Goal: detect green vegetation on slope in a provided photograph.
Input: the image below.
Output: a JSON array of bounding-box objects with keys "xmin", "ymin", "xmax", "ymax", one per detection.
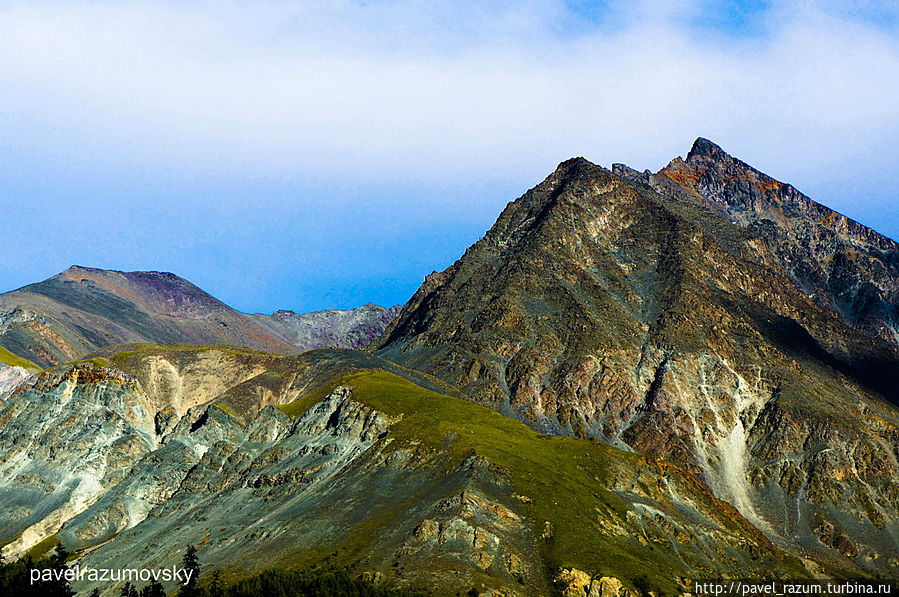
[
  {"xmin": 343, "ymin": 372, "xmax": 661, "ymax": 590},
  {"xmin": 68, "ymin": 356, "xmax": 112, "ymax": 369},
  {"xmin": 275, "ymin": 385, "xmax": 333, "ymax": 419},
  {"xmin": 0, "ymin": 345, "xmax": 39, "ymax": 370},
  {"xmin": 108, "ymin": 342, "xmax": 281, "ymax": 366},
  {"xmin": 278, "ymin": 370, "xmax": 795, "ymax": 594},
  {"xmin": 24, "ymin": 536, "xmax": 60, "ymax": 561},
  {"xmin": 214, "ymin": 568, "xmax": 426, "ymax": 597}
]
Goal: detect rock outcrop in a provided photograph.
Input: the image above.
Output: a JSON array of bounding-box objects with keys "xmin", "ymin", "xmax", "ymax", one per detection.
[
  {"xmin": 0, "ymin": 363, "xmax": 29, "ymax": 396},
  {"xmin": 555, "ymin": 569, "xmax": 637, "ymax": 597}
]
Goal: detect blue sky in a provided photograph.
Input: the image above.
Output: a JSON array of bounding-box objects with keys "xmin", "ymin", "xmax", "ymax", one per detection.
[{"xmin": 1, "ymin": 1, "xmax": 898, "ymax": 313}]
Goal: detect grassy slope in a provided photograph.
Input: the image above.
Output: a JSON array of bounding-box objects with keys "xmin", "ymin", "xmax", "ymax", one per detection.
[
  {"xmin": 106, "ymin": 342, "xmax": 280, "ymax": 363},
  {"xmin": 0, "ymin": 345, "xmax": 39, "ymax": 370},
  {"xmin": 277, "ymin": 370, "xmax": 800, "ymax": 593}
]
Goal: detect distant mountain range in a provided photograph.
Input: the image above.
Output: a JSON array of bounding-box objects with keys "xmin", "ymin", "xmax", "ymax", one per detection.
[
  {"xmin": 1, "ymin": 139, "xmax": 897, "ymax": 595},
  {"xmin": 0, "ymin": 266, "xmax": 399, "ymax": 368},
  {"xmin": 247, "ymin": 304, "xmax": 402, "ymax": 353}
]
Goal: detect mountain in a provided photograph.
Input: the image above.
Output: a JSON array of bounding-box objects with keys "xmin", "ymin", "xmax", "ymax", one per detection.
[
  {"xmin": 0, "ymin": 266, "xmax": 296, "ymax": 366},
  {"xmin": 0, "ymin": 344, "xmax": 39, "ymax": 370},
  {"xmin": 374, "ymin": 142, "xmax": 899, "ymax": 576},
  {"xmin": 0, "ymin": 266, "xmax": 399, "ymax": 367},
  {"xmin": 0, "ymin": 347, "xmax": 806, "ymax": 595},
  {"xmin": 248, "ymin": 304, "xmax": 402, "ymax": 351}
]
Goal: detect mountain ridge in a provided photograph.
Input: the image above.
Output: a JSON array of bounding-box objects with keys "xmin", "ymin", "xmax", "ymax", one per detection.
[
  {"xmin": 248, "ymin": 303, "xmax": 402, "ymax": 352},
  {"xmin": 0, "ymin": 266, "xmax": 400, "ymax": 368}
]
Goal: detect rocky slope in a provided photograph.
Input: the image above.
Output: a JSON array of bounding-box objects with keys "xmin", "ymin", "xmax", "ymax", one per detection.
[
  {"xmin": 0, "ymin": 363, "xmax": 30, "ymax": 395},
  {"xmin": 0, "ymin": 348, "xmax": 813, "ymax": 595},
  {"xmin": 0, "ymin": 266, "xmax": 398, "ymax": 367},
  {"xmin": 614, "ymin": 138, "xmax": 899, "ymax": 348},
  {"xmin": 248, "ymin": 304, "xmax": 401, "ymax": 351},
  {"xmin": 374, "ymin": 145, "xmax": 899, "ymax": 578}
]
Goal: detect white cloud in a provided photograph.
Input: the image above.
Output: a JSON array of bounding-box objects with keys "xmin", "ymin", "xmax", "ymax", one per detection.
[{"xmin": 0, "ymin": 0, "xmax": 897, "ymax": 190}]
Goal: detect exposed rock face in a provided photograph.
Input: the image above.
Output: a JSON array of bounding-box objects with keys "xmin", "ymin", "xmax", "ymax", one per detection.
[
  {"xmin": 0, "ymin": 266, "xmax": 399, "ymax": 367},
  {"xmin": 248, "ymin": 303, "xmax": 401, "ymax": 351},
  {"xmin": 555, "ymin": 569, "xmax": 636, "ymax": 597},
  {"xmin": 374, "ymin": 147, "xmax": 899, "ymax": 575},
  {"xmin": 652, "ymin": 138, "xmax": 899, "ymax": 348},
  {"xmin": 0, "ymin": 365, "xmax": 158, "ymax": 557},
  {"xmin": 0, "ymin": 363, "xmax": 30, "ymax": 396}
]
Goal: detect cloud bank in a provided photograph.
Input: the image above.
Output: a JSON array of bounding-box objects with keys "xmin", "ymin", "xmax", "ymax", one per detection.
[
  {"xmin": 0, "ymin": 1, "xmax": 897, "ymax": 312},
  {"xmin": 1, "ymin": 1, "xmax": 897, "ymax": 185}
]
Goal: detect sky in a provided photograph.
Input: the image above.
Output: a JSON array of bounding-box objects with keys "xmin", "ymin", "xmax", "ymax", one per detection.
[{"xmin": 1, "ymin": 0, "xmax": 898, "ymax": 313}]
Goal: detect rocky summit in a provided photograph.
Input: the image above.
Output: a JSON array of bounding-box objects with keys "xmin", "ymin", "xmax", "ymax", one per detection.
[
  {"xmin": 0, "ymin": 139, "xmax": 897, "ymax": 595},
  {"xmin": 616, "ymin": 138, "xmax": 899, "ymax": 348}
]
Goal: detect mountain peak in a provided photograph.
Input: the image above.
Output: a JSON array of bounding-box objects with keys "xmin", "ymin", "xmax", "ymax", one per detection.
[
  {"xmin": 653, "ymin": 136, "xmax": 899, "ymax": 348},
  {"xmin": 60, "ymin": 265, "xmax": 182, "ymax": 281},
  {"xmin": 64, "ymin": 264, "xmax": 104, "ymax": 275},
  {"xmin": 554, "ymin": 156, "xmax": 598, "ymax": 176},
  {"xmin": 374, "ymin": 142, "xmax": 899, "ymax": 579},
  {"xmin": 686, "ymin": 137, "xmax": 728, "ymax": 163},
  {"xmin": 0, "ymin": 266, "xmax": 301, "ymax": 365}
]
